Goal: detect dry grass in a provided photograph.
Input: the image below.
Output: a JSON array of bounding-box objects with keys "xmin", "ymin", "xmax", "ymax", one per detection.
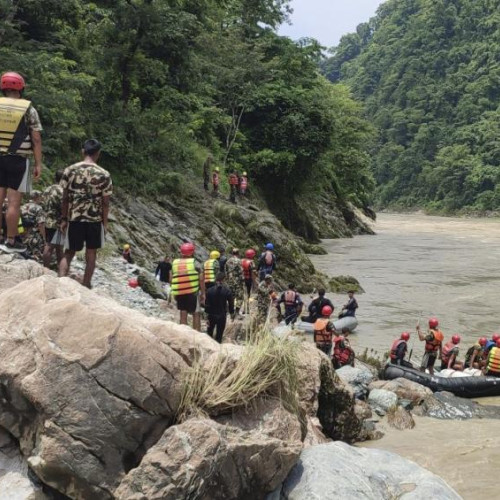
[{"xmin": 177, "ymin": 311, "xmax": 300, "ymax": 422}]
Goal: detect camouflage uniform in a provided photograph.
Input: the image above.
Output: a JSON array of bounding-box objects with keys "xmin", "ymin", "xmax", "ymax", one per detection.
[
  {"xmin": 257, "ymin": 280, "xmax": 275, "ymax": 324},
  {"xmin": 20, "ymin": 202, "xmax": 45, "ymax": 262},
  {"xmin": 225, "ymin": 255, "xmax": 244, "ymax": 307},
  {"xmin": 42, "ymin": 184, "xmax": 63, "ymax": 229},
  {"xmin": 60, "ymin": 162, "xmax": 113, "ymax": 222}
]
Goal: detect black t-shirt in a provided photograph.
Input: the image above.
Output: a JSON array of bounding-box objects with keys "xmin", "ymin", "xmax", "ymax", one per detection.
[
  {"xmin": 205, "ymin": 283, "xmax": 234, "ymax": 316},
  {"xmin": 155, "ymin": 261, "xmax": 172, "ymax": 283}
]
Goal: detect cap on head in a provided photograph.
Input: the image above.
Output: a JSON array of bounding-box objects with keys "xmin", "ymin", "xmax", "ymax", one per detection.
[
  {"xmin": 451, "ymin": 334, "xmax": 461, "ymax": 344},
  {"xmin": 428, "ymin": 318, "xmax": 439, "ymax": 329},
  {"xmin": 1, "ymin": 72, "xmax": 25, "ymax": 91},
  {"xmin": 265, "ymin": 243, "xmax": 274, "ymax": 250},
  {"xmin": 83, "ymin": 138, "xmax": 102, "ymax": 156},
  {"xmin": 180, "ymin": 242, "xmax": 195, "ymax": 257},
  {"xmin": 401, "ymin": 332, "xmax": 410, "ymax": 341},
  {"xmin": 321, "ymin": 305, "xmax": 333, "ymax": 317},
  {"xmin": 479, "ymin": 336, "xmax": 488, "ymax": 346},
  {"xmin": 210, "ymin": 250, "xmax": 220, "ymax": 260}
]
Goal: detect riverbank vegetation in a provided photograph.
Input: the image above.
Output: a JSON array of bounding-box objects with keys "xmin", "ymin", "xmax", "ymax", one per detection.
[{"xmin": 323, "ymin": 0, "xmax": 500, "ymax": 214}]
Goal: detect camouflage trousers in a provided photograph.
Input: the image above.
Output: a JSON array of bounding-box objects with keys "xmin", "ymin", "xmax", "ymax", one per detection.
[{"xmin": 24, "ymin": 230, "xmax": 44, "ymax": 263}]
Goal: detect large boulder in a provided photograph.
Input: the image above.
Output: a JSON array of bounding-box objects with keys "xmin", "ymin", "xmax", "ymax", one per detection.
[
  {"xmin": 115, "ymin": 418, "xmax": 301, "ymax": 500},
  {"xmin": 368, "ymin": 388, "xmax": 398, "ymax": 415},
  {"xmin": 0, "ymin": 254, "xmax": 47, "ymax": 292},
  {"xmin": 279, "ymin": 442, "xmax": 461, "ymax": 499},
  {"xmin": 0, "ymin": 274, "xmax": 190, "ymax": 498},
  {"xmin": 369, "ymin": 378, "xmax": 432, "ymax": 406},
  {"xmin": 336, "ymin": 364, "xmax": 374, "ymax": 398}
]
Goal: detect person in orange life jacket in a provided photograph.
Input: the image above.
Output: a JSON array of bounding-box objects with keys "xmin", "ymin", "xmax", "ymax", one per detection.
[
  {"xmin": 483, "ymin": 338, "xmax": 500, "ymax": 377},
  {"xmin": 314, "ymin": 305, "xmax": 336, "ymax": 356},
  {"xmin": 171, "ymin": 242, "xmax": 205, "ymax": 331},
  {"xmin": 277, "ymin": 283, "xmax": 303, "ymax": 325},
  {"xmin": 205, "ymin": 272, "xmax": 235, "ymax": 343},
  {"xmin": 464, "ymin": 336, "xmax": 488, "ymax": 369},
  {"xmin": 228, "ymin": 170, "xmax": 238, "ymax": 203},
  {"xmin": 332, "ymin": 328, "xmax": 355, "ymax": 370},
  {"xmin": 258, "ymin": 242, "xmax": 276, "ymax": 281},
  {"xmin": 417, "ymin": 317, "xmax": 444, "ymax": 375},
  {"xmin": 239, "ymin": 171, "xmax": 248, "ymax": 195},
  {"xmin": 242, "ymin": 248, "xmax": 257, "ymax": 296},
  {"xmin": 212, "ymin": 166, "xmax": 220, "ymax": 194},
  {"xmin": 441, "ymin": 335, "xmax": 463, "ymax": 370},
  {"xmin": 0, "ymin": 72, "xmax": 43, "ymax": 253},
  {"xmin": 390, "ymin": 332, "xmax": 413, "ymax": 367},
  {"xmin": 338, "ymin": 291, "xmax": 358, "ymax": 318},
  {"xmin": 303, "ymin": 288, "xmax": 334, "ymax": 323}
]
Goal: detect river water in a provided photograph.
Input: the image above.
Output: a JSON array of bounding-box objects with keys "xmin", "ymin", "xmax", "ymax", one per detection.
[{"xmin": 311, "ymin": 213, "xmax": 500, "ymax": 499}]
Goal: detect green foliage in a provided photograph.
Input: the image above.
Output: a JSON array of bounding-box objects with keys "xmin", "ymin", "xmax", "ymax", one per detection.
[{"xmin": 324, "ymin": 0, "xmax": 500, "ymax": 212}]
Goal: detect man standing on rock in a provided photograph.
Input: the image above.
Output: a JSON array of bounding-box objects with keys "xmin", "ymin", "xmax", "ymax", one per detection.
[
  {"xmin": 58, "ymin": 139, "xmax": 112, "ymax": 289},
  {"xmin": 42, "ymin": 169, "xmax": 64, "ymax": 268},
  {"xmin": 225, "ymin": 248, "xmax": 244, "ymax": 315},
  {"xmin": 0, "ymin": 72, "xmax": 43, "ymax": 253},
  {"xmin": 205, "ymin": 272, "xmax": 234, "ymax": 343}
]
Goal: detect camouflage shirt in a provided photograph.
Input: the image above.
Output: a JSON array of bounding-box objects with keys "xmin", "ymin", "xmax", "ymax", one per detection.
[
  {"xmin": 61, "ymin": 162, "xmax": 113, "ymax": 222},
  {"xmin": 225, "ymin": 255, "xmax": 244, "ymax": 301},
  {"xmin": 20, "ymin": 202, "xmax": 45, "ymax": 227},
  {"xmin": 42, "ymin": 184, "xmax": 63, "ymax": 229},
  {"xmin": 27, "ymin": 105, "xmax": 43, "ymax": 132}
]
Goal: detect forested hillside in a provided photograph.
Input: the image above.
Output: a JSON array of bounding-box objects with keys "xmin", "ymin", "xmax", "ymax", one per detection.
[
  {"xmin": 0, "ymin": 0, "xmax": 374, "ymax": 233},
  {"xmin": 324, "ymin": 0, "xmax": 500, "ymax": 212}
]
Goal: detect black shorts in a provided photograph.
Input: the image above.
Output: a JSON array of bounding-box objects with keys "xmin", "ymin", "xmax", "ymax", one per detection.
[
  {"xmin": 175, "ymin": 293, "xmax": 198, "ymax": 313},
  {"xmin": 66, "ymin": 221, "xmax": 104, "ymax": 251},
  {"xmin": 0, "ymin": 154, "xmax": 30, "ymax": 192}
]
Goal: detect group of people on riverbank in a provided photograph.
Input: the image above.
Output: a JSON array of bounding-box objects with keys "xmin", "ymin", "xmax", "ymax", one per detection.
[
  {"xmin": 202, "ymin": 155, "xmax": 249, "ymax": 203},
  {"xmin": 389, "ymin": 317, "xmax": 500, "ymax": 378}
]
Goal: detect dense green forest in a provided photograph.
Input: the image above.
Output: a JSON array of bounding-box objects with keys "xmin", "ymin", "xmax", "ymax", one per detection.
[
  {"xmin": 323, "ymin": 0, "xmax": 500, "ymax": 212},
  {"xmin": 0, "ymin": 0, "xmax": 374, "ymax": 226}
]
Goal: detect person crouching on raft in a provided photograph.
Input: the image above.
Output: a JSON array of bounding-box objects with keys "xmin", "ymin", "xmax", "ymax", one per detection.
[
  {"xmin": 332, "ymin": 328, "xmax": 355, "ymax": 370},
  {"xmin": 464, "ymin": 337, "xmax": 488, "ymax": 369},
  {"xmin": 441, "ymin": 335, "xmax": 463, "ymax": 371},
  {"xmin": 390, "ymin": 332, "xmax": 413, "ymax": 367},
  {"xmin": 484, "ymin": 338, "xmax": 500, "ymax": 377},
  {"xmin": 417, "ymin": 317, "xmax": 443, "ymax": 375},
  {"xmin": 314, "ymin": 305, "xmax": 336, "ymax": 356}
]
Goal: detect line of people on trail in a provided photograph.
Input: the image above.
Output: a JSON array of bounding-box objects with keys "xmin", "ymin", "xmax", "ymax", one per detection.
[
  {"xmin": 203, "ymin": 155, "xmax": 249, "ymax": 203},
  {"xmin": 389, "ymin": 317, "xmax": 500, "ymax": 377},
  {"xmin": 0, "ymin": 72, "xmax": 112, "ymax": 290}
]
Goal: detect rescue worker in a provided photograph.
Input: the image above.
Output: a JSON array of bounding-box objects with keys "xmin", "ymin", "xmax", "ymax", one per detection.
[
  {"xmin": 417, "ymin": 317, "xmax": 444, "ymax": 375},
  {"xmin": 212, "ymin": 166, "xmax": 220, "ymax": 194},
  {"xmin": 303, "ymin": 289, "xmax": 334, "ymax": 323},
  {"xmin": 277, "ymin": 283, "xmax": 303, "ymax": 325},
  {"xmin": 484, "ymin": 338, "xmax": 500, "ymax": 377},
  {"xmin": 203, "ymin": 154, "xmax": 213, "ymax": 191},
  {"xmin": 441, "ymin": 335, "xmax": 463, "ymax": 371},
  {"xmin": 204, "ymin": 250, "xmax": 220, "ymax": 289},
  {"xmin": 485, "ymin": 333, "xmax": 500, "ymax": 353},
  {"xmin": 239, "ymin": 171, "xmax": 248, "ymax": 195},
  {"xmin": 205, "ymin": 272, "xmax": 234, "ymax": 343},
  {"xmin": 42, "ymin": 169, "xmax": 64, "ymax": 268},
  {"xmin": 390, "ymin": 332, "xmax": 413, "ymax": 367},
  {"xmin": 314, "ymin": 305, "xmax": 336, "ymax": 356},
  {"xmin": 20, "ymin": 190, "xmax": 45, "ymax": 262},
  {"xmin": 122, "ymin": 243, "xmax": 133, "ymax": 263},
  {"xmin": 464, "ymin": 337, "xmax": 488, "ymax": 369},
  {"xmin": 171, "ymin": 242, "xmax": 204, "ymax": 331},
  {"xmin": 257, "ymin": 242, "xmax": 276, "ymax": 281},
  {"xmin": 241, "ymin": 248, "xmax": 257, "ymax": 314},
  {"xmin": 338, "ymin": 290, "xmax": 358, "ymax": 318},
  {"xmin": 257, "ymin": 274, "xmax": 275, "ymax": 324},
  {"xmin": 218, "ymin": 246, "xmax": 227, "ymax": 274},
  {"xmin": 0, "ymin": 72, "xmax": 43, "ymax": 253},
  {"xmin": 332, "ymin": 328, "xmax": 355, "ymax": 369},
  {"xmin": 228, "ymin": 170, "xmax": 238, "ymax": 203},
  {"xmin": 225, "ymin": 248, "xmax": 244, "ymax": 314},
  {"xmin": 155, "ymin": 255, "xmax": 172, "ymax": 302}
]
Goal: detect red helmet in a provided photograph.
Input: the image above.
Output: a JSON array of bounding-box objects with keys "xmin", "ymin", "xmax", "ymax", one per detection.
[
  {"xmin": 322, "ymin": 305, "xmax": 333, "ymax": 317},
  {"xmin": 497, "ymin": 339, "xmax": 500, "ymax": 348},
  {"xmin": 479, "ymin": 337, "xmax": 488, "ymax": 346},
  {"xmin": 1, "ymin": 72, "xmax": 25, "ymax": 91},
  {"xmin": 245, "ymin": 249, "xmax": 256, "ymax": 259},
  {"xmin": 428, "ymin": 318, "xmax": 439, "ymax": 329},
  {"xmin": 180, "ymin": 242, "xmax": 195, "ymax": 257},
  {"xmin": 492, "ymin": 333, "xmax": 500, "ymax": 342},
  {"xmin": 451, "ymin": 334, "xmax": 461, "ymax": 344},
  {"xmin": 401, "ymin": 332, "xmax": 410, "ymax": 341}
]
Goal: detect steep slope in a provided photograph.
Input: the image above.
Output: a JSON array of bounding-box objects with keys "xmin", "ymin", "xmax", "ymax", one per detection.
[{"xmin": 324, "ymin": 0, "xmax": 500, "ymax": 212}]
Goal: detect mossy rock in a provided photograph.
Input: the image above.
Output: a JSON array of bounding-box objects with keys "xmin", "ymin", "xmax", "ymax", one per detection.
[
  {"xmin": 301, "ymin": 242, "xmax": 328, "ymax": 255},
  {"xmin": 138, "ymin": 273, "xmax": 166, "ymax": 300},
  {"xmin": 328, "ymin": 275, "xmax": 364, "ymax": 294}
]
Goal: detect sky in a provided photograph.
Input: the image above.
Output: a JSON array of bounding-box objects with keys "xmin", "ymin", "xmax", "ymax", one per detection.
[{"xmin": 278, "ymin": 0, "xmax": 386, "ymax": 48}]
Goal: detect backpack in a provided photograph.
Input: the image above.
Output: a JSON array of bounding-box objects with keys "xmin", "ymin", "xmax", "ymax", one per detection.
[{"xmin": 265, "ymin": 251, "xmax": 274, "ymax": 266}]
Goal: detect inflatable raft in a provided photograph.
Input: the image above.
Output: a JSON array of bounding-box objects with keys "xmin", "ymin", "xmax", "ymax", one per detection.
[
  {"xmin": 275, "ymin": 316, "xmax": 358, "ymax": 335},
  {"xmin": 384, "ymin": 364, "xmax": 500, "ymax": 398}
]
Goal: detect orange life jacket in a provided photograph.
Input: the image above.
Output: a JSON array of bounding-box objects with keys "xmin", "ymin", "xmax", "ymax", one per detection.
[
  {"xmin": 333, "ymin": 336, "xmax": 354, "ymax": 366},
  {"xmin": 425, "ymin": 329, "xmax": 444, "ymax": 353},
  {"xmin": 314, "ymin": 318, "xmax": 333, "ymax": 345},
  {"xmin": 212, "ymin": 172, "xmax": 219, "ymax": 186},
  {"xmin": 240, "ymin": 176, "xmax": 248, "ymax": 189},
  {"xmin": 242, "ymin": 258, "xmax": 253, "ymax": 279},
  {"xmin": 441, "ymin": 341, "xmax": 459, "ymax": 364},
  {"xmin": 390, "ymin": 339, "xmax": 407, "ymax": 361},
  {"xmin": 229, "ymin": 174, "xmax": 239, "ymax": 186}
]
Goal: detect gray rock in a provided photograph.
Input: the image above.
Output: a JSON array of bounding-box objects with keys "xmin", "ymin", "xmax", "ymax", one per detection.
[
  {"xmin": 368, "ymin": 388, "xmax": 398, "ymax": 415},
  {"xmin": 281, "ymin": 442, "xmax": 461, "ymax": 499},
  {"xmin": 336, "ymin": 365, "xmax": 375, "ymax": 397},
  {"xmin": 413, "ymin": 391, "xmax": 500, "ymax": 420},
  {"xmin": 369, "ymin": 377, "xmax": 432, "ymax": 406},
  {"xmin": 387, "ymin": 407, "xmax": 416, "ymax": 430}
]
